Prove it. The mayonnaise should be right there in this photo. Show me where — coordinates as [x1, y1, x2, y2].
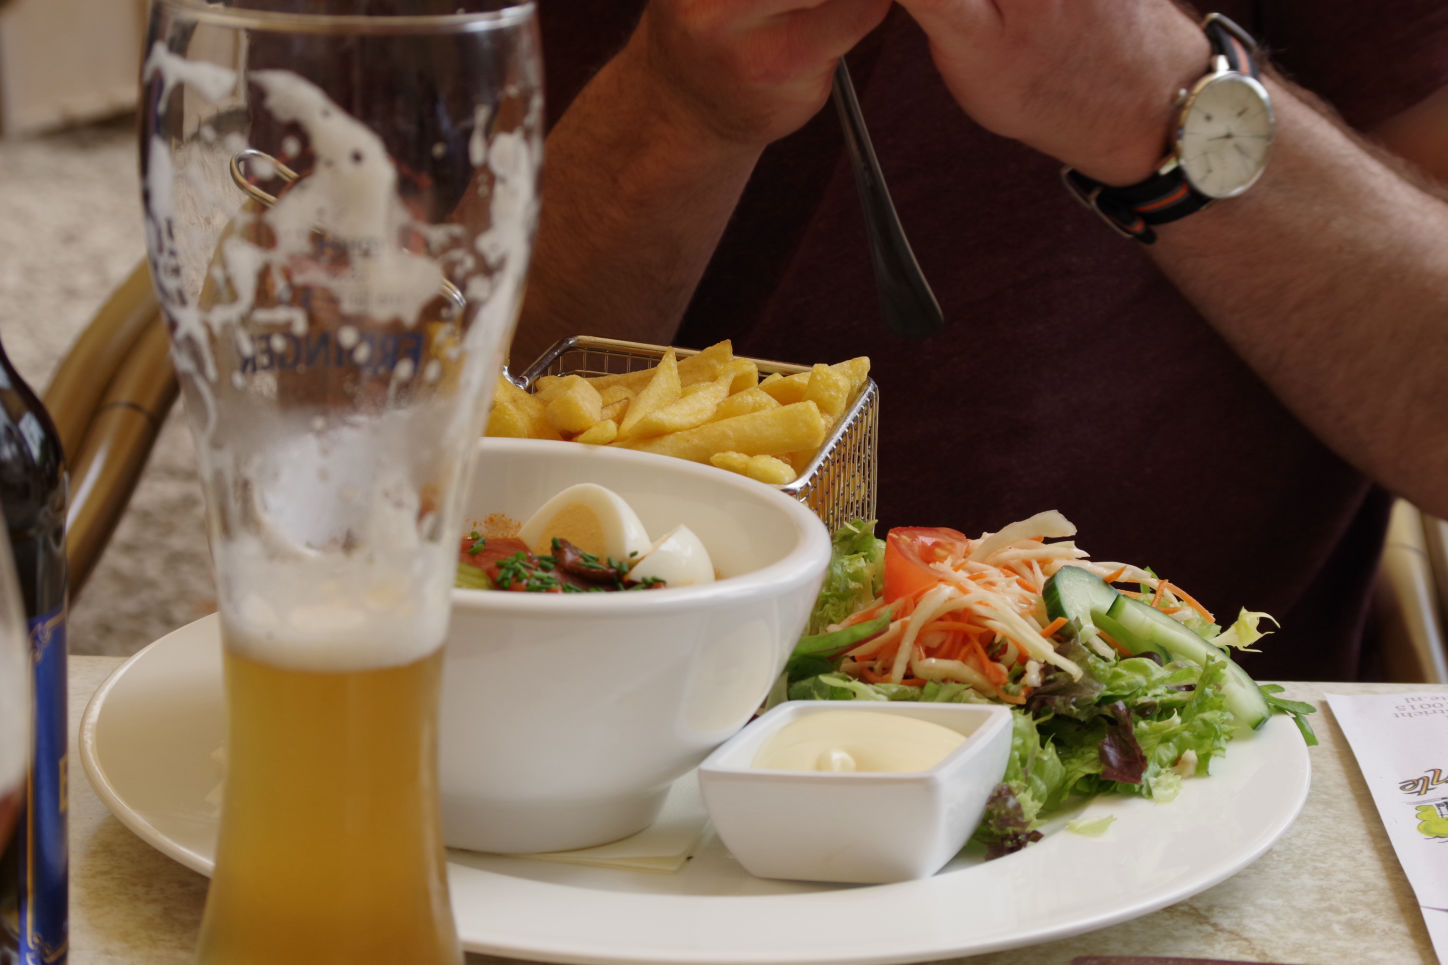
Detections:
[751, 711, 968, 774]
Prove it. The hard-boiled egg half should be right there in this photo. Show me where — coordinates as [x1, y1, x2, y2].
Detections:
[516, 483, 716, 587]
[629, 524, 716, 587]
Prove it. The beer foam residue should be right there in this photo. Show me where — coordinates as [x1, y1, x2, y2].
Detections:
[224, 556, 451, 673]
[250, 70, 446, 327]
[213, 414, 458, 672]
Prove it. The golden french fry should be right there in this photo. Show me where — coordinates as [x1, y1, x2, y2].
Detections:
[677, 340, 734, 387]
[831, 356, 871, 396]
[743, 454, 797, 485]
[626, 379, 729, 438]
[708, 451, 752, 475]
[784, 447, 819, 474]
[486, 380, 561, 440]
[621, 401, 826, 462]
[724, 357, 758, 394]
[596, 384, 633, 423]
[531, 373, 570, 400]
[803, 363, 852, 424]
[617, 347, 681, 438]
[574, 419, 618, 445]
[545, 377, 604, 435]
[758, 370, 810, 405]
[713, 385, 779, 421]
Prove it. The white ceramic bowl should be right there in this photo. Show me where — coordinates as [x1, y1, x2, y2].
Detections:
[438, 438, 831, 854]
[697, 700, 1014, 883]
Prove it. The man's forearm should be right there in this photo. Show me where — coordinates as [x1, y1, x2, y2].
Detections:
[1150, 76, 1448, 516]
[509, 47, 761, 369]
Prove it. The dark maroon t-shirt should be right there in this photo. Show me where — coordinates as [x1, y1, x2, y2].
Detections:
[535, 2, 1448, 681]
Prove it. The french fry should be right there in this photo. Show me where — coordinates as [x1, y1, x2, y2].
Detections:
[713, 385, 779, 421]
[744, 454, 798, 485]
[626, 376, 730, 438]
[832, 356, 871, 396]
[545, 376, 604, 435]
[758, 370, 810, 405]
[724, 357, 759, 394]
[533, 373, 579, 404]
[802, 363, 853, 425]
[709, 449, 800, 486]
[530, 373, 571, 399]
[708, 451, 752, 475]
[486, 380, 561, 440]
[574, 419, 618, 445]
[677, 340, 734, 387]
[622, 401, 827, 463]
[598, 384, 633, 423]
[617, 348, 681, 438]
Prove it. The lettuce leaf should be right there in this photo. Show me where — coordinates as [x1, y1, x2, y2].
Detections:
[806, 519, 884, 634]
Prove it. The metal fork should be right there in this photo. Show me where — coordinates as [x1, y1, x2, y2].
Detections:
[830, 59, 944, 339]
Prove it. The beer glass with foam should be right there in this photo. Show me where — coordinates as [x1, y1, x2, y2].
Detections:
[137, 2, 543, 961]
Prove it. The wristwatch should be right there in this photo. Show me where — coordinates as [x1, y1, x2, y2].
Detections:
[1063, 13, 1275, 243]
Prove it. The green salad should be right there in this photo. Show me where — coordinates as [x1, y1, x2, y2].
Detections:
[770, 514, 1316, 857]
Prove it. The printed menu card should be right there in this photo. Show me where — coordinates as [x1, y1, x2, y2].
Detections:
[1327, 692, 1448, 963]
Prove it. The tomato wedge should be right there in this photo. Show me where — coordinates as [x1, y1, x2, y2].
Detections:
[883, 527, 970, 603]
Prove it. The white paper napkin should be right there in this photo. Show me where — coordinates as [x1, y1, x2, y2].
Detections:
[1327, 692, 1448, 963]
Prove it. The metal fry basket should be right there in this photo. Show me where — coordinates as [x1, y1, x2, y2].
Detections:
[510, 335, 878, 533]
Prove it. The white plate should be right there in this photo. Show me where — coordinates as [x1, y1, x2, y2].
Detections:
[80, 615, 1311, 965]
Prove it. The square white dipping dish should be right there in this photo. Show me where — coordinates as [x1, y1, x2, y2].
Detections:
[697, 700, 1014, 884]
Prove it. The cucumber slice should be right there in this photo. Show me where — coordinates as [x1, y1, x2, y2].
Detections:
[1043, 565, 1122, 645]
[1102, 593, 1271, 733]
[1092, 608, 1171, 661]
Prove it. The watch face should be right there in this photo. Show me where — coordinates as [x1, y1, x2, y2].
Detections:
[1176, 72, 1275, 199]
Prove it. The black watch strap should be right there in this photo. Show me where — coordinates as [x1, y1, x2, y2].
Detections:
[1062, 13, 1262, 244]
[1061, 167, 1212, 244]
[1205, 12, 1261, 80]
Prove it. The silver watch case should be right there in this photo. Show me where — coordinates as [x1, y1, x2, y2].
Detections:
[1168, 52, 1276, 199]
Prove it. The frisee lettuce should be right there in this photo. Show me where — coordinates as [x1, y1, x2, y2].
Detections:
[806, 519, 884, 635]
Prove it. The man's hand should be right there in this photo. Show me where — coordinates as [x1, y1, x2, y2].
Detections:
[624, 0, 893, 151]
[894, 0, 1210, 184]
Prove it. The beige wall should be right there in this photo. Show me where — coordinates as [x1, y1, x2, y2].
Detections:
[0, 0, 146, 137]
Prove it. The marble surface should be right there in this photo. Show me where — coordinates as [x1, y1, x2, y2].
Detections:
[0, 116, 218, 658]
[66, 659, 1439, 965]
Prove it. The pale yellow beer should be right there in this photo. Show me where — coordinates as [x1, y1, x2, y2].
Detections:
[197, 642, 460, 965]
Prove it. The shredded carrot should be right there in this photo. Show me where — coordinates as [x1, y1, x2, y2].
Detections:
[1097, 628, 1133, 657]
[1165, 581, 1215, 623]
[1039, 615, 1068, 639]
[931, 620, 988, 634]
[1150, 579, 1172, 608]
[1102, 565, 1128, 584]
[841, 599, 893, 627]
[964, 642, 1009, 687]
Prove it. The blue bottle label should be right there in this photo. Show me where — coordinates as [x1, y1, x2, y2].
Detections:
[19, 609, 65, 965]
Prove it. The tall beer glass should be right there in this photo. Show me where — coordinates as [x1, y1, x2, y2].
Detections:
[137, 2, 542, 961]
